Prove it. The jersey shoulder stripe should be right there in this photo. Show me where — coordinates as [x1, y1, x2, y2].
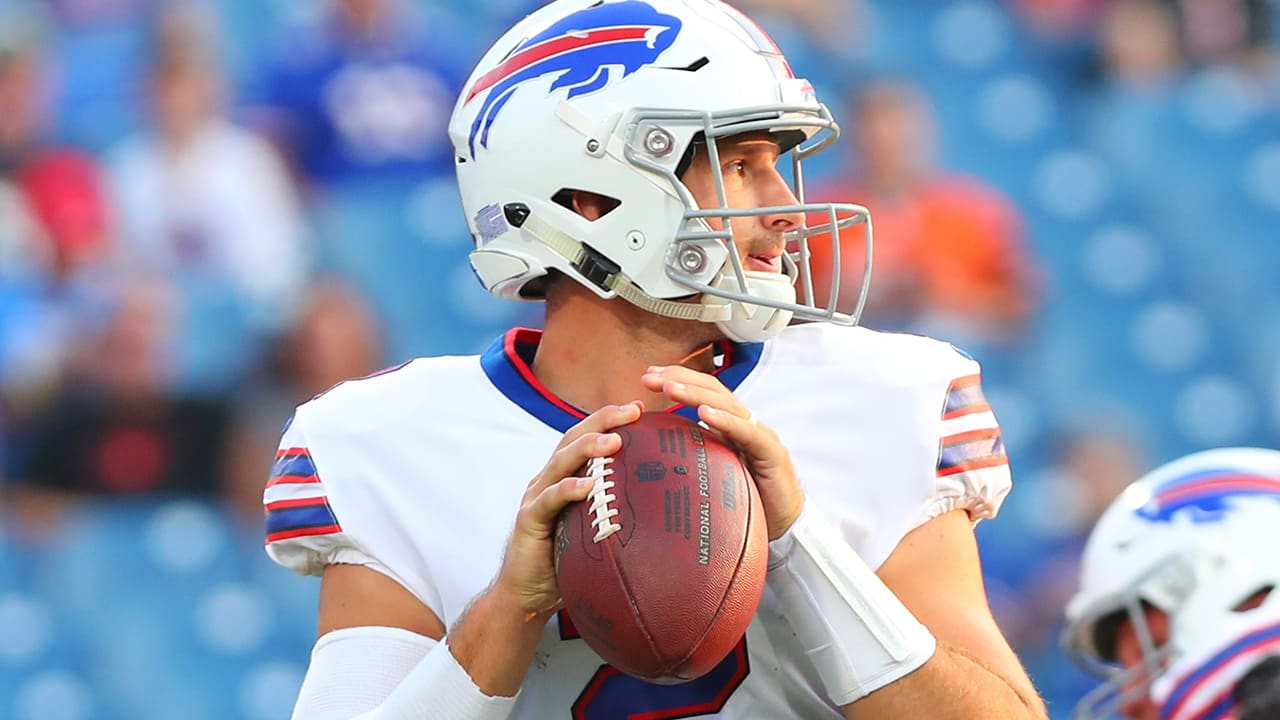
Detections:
[264, 445, 342, 545]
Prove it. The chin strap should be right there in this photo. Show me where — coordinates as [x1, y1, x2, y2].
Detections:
[610, 274, 731, 322]
[703, 271, 795, 342]
[511, 205, 796, 341]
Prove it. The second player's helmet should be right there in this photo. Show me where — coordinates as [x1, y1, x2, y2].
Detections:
[448, 0, 871, 342]
[1063, 447, 1280, 719]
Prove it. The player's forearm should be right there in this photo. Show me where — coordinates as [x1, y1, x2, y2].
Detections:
[767, 504, 1046, 718]
[447, 585, 553, 697]
[842, 643, 1047, 720]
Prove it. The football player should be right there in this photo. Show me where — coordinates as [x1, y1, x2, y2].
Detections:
[1064, 447, 1280, 720]
[265, 0, 1047, 717]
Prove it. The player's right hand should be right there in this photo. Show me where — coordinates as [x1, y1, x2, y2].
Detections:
[641, 365, 804, 540]
[490, 401, 644, 621]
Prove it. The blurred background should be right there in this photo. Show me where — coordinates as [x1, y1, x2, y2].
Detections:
[0, 0, 1276, 717]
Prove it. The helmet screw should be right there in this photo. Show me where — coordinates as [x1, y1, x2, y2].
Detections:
[677, 244, 707, 273]
[644, 128, 674, 157]
[586, 139, 601, 153]
[626, 231, 645, 250]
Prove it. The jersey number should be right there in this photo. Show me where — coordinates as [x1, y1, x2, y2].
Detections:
[559, 610, 750, 720]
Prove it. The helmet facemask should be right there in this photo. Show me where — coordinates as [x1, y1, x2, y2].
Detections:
[1066, 578, 1178, 719]
[506, 102, 873, 343]
[614, 104, 873, 342]
[1065, 553, 1200, 719]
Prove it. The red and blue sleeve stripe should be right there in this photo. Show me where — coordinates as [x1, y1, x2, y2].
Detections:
[265, 497, 341, 544]
[937, 428, 1008, 477]
[263, 447, 341, 543]
[942, 374, 991, 420]
[267, 447, 319, 486]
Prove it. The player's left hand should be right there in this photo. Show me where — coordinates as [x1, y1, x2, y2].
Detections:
[641, 365, 803, 540]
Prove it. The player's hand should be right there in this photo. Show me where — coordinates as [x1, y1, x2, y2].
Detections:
[491, 401, 644, 620]
[641, 365, 803, 540]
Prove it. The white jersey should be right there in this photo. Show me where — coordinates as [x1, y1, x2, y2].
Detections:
[264, 323, 1012, 718]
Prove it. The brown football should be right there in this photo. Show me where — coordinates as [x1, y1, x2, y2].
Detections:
[554, 411, 767, 683]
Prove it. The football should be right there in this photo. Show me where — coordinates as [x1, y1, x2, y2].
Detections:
[554, 411, 768, 683]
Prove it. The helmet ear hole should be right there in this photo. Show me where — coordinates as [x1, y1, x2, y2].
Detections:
[552, 188, 621, 221]
[1234, 585, 1276, 612]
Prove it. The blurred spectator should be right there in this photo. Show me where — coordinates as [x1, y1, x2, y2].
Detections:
[106, 4, 309, 394]
[811, 79, 1040, 350]
[1099, 0, 1186, 90]
[222, 280, 382, 525]
[0, 176, 46, 278]
[1006, 0, 1110, 40]
[731, 0, 865, 59]
[0, 3, 116, 479]
[40, 0, 155, 28]
[16, 282, 229, 503]
[278, 280, 382, 399]
[1176, 0, 1280, 96]
[1178, 0, 1272, 65]
[0, 3, 113, 279]
[1073, 0, 1186, 198]
[251, 0, 465, 190]
[1087, 0, 1278, 93]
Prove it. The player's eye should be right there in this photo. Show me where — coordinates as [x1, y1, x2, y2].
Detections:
[723, 160, 747, 178]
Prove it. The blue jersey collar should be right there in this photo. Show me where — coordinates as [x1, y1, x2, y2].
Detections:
[480, 328, 763, 432]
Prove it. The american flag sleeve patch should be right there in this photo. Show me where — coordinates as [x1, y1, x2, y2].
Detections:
[937, 374, 1008, 478]
[263, 447, 342, 544]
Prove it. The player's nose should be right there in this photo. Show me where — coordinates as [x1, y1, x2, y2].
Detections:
[757, 167, 803, 232]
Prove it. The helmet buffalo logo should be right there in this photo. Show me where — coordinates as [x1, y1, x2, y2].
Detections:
[464, 1, 682, 157]
[1136, 469, 1280, 523]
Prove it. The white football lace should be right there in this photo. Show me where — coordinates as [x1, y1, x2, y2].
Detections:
[586, 456, 622, 543]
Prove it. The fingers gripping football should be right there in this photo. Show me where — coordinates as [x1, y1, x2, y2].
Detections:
[641, 366, 803, 540]
[494, 403, 643, 618]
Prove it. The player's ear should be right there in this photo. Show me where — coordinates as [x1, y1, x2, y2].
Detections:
[563, 190, 621, 221]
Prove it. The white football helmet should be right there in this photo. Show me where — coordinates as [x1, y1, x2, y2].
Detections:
[447, 0, 871, 342]
[1063, 447, 1280, 719]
